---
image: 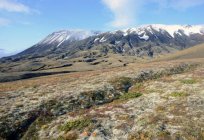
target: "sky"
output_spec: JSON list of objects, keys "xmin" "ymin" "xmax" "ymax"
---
[{"xmin": 0, "ymin": 0, "xmax": 204, "ymax": 57}]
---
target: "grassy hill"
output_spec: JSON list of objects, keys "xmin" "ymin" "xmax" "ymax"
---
[{"xmin": 158, "ymin": 43, "xmax": 204, "ymax": 61}]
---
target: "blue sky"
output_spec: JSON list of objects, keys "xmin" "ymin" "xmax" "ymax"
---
[{"xmin": 0, "ymin": 0, "xmax": 204, "ymax": 57}]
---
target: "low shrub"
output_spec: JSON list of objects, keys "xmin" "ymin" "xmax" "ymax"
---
[
  {"xmin": 110, "ymin": 77, "xmax": 133, "ymax": 92},
  {"xmin": 59, "ymin": 118, "xmax": 92, "ymax": 132},
  {"xmin": 120, "ymin": 92, "xmax": 142, "ymax": 100},
  {"xmin": 181, "ymin": 79, "xmax": 197, "ymax": 84},
  {"xmin": 170, "ymin": 92, "xmax": 188, "ymax": 97}
]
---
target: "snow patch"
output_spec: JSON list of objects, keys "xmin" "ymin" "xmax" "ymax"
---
[
  {"xmin": 123, "ymin": 32, "xmax": 128, "ymax": 36},
  {"xmin": 139, "ymin": 34, "xmax": 149, "ymax": 40},
  {"xmin": 100, "ymin": 37, "xmax": 107, "ymax": 43},
  {"xmin": 94, "ymin": 38, "xmax": 100, "ymax": 42},
  {"xmin": 175, "ymin": 31, "xmax": 182, "ymax": 36},
  {"xmin": 115, "ymin": 41, "xmax": 121, "ymax": 44},
  {"xmin": 201, "ymin": 27, "xmax": 204, "ymax": 34},
  {"xmin": 150, "ymin": 24, "xmax": 204, "ymax": 37}
]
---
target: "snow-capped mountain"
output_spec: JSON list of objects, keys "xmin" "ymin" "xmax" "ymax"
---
[
  {"xmin": 2, "ymin": 24, "xmax": 204, "ymax": 62},
  {"xmin": 90, "ymin": 24, "xmax": 204, "ymax": 46},
  {"xmin": 12, "ymin": 30, "xmax": 101, "ymax": 58},
  {"xmin": 84, "ymin": 24, "xmax": 204, "ymax": 56},
  {"xmin": 121, "ymin": 24, "xmax": 204, "ymax": 40},
  {"xmin": 38, "ymin": 30, "xmax": 101, "ymax": 47}
]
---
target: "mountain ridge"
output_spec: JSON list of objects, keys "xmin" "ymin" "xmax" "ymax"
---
[
  {"xmin": 2, "ymin": 24, "xmax": 204, "ymax": 60},
  {"xmin": 1, "ymin": 24, "xmax": 204, "ymax": 73}
]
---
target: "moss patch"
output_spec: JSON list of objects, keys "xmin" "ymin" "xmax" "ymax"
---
[
  {"xmin": 59, "ymin": 118, "xmax": 92, "ymax": 132},
  {"xmin": 120, "ymin": 92, "xmax": 142, "ymax": 100},
  {"xmin": 181, "ymin": 79, "xmax": 197, "ymax": 84},
  {"xmin": 170, "ymin": 92, "xmax": 188, "ymax": 97}
]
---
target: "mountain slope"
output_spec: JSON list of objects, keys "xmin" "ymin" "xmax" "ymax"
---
[
  {"xmin": 158, "ymin": 43, "xmax": 204, "ymax": 60},
  {"xmin": 13, "ymin": 30, "xmax": 101, "ymax": 59}
]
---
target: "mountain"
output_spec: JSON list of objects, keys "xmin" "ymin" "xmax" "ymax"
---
[
  {"xmin": 11, "ymin": 30, "xmax": 101, "ymax": 59},
  {"xmin": 1, "ymin": 24, "xmax": 204, "ymax": 73},
  {"xmin": 4, "ymin": 24, "xmax": 204, "ymax": 60}
]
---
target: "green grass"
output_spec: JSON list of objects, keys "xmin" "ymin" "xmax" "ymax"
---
[
  {"xmin": 120, "ymin": 92, "xmax": 142, "ymax": 100},
  {"xmin": 181, "ymin": 79, "xmax": 197, "ymax": 84},
  {"xmin": 170, "ymin": 92, "xmax": 188, "ymax": 97},
  {"xmin": 59, "ymin": 118, "xmax": 92, "ymax": 132}
]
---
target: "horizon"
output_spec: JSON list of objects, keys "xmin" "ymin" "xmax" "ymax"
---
[{"xmin": 0, "ymin": 0, "xmax": 204, "ymax": 57}]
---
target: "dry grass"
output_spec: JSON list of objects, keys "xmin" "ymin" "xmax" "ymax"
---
[
  {"xmin": 157, "ymin": 43, "xmax": 204, "ymax": 61},
  {"xmin": 0, "ymin": 58, "xmax": 200, "ymax": 93},
  {"xmin": 170, "ymin": 92, "xmax": 188, "ymax": 97},
  {"xmin": 180, "ymin": 79, "xmax": 197, "ymax": 84},
  {"xmin": 58, "ymin": 131, "xmax": 78, "ymax": 140},
  {"xmin": 1, "ymin": 55, "xmax": 204, "ymax": 139}
]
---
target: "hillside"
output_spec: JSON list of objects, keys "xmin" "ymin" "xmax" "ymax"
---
[{"xmin": 159, "ymin": 43, "xmax": 204, "ymax": 60}]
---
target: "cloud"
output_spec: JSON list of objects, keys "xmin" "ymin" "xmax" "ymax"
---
[
  {"xmin": 0, "ymin": 17, "xmax": 10, "ymax": 26},
  {"xmin": 102, "ymin": 0, "xmax": 143, "ymax": 28},
  {"xmin": 0, "ymin": 48, "xmax": 19, "ymax": 58},
  {"xmin": 0, "ymin": 0, "xmax": 31, "ymax": 13},
  {"xmin": 0, "ymin": 49, "xmax": 7, "ymax": 58},
  {"xmin": 102, "ymin": 0, "xmax": 204, "ymax": 28}
]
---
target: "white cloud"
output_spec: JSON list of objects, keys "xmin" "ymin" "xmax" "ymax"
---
[
  {"xmin": 0, "ymin": 0, "xmax": 31, "ymax": 13},
  {"xmin": 0, "ymin": 48, "xmax": 20, "ymax": 58},
  {"xmin": 0, "ymin": 49, "xmax": 5, "ymax": 58},
  {"xmin": 102, "ymin": 0, "xmax": 143, "ymax": 28},
  {"xmin": 0, "ymin": 49, "xmax": 9, "ymax": 58},
  {"xmin": 102, "ymin": 0, "xmax": 204, "ymax": 28},
  {"xmin": 0, "ymin": 17, "xmax": 10, "ymax": 26}
]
